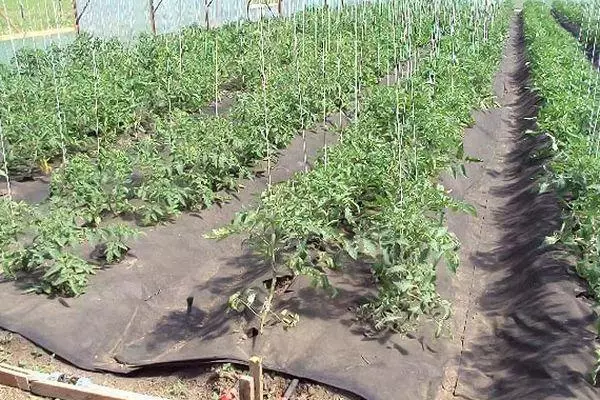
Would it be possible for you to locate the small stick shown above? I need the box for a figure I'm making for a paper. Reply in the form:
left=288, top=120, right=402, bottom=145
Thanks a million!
left=282, top=379, right=299, bottom=400
left=186, top=296, right=194, bottom=314
left=259, top=277, right=276, bottom=333
left=238, top=376, right=254, bottom=400
left=58, top=298, right=70, bottom=308
left=249, top=356, right=263, bottom=400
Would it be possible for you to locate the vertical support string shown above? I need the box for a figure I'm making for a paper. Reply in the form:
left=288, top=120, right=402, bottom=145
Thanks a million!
left=0, top=120, right=11, bottom=201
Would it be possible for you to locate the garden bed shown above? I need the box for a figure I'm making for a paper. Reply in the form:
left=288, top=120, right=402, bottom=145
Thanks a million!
left=4, top=1, right=599, bottom=400
left=0, top=1, right=512, bottom=399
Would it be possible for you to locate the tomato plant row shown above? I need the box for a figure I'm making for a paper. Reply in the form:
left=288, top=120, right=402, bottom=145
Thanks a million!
left=0, top=1, right=452, bottom=296
left=524, top=2, right=600, bottom=316
left=552, top=0, right=600, bottom=52
left=215, top=1, right=511, bottom=331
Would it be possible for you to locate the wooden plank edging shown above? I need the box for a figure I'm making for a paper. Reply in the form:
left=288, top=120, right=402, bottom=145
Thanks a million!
left=0, top=363, right=165, bottom=400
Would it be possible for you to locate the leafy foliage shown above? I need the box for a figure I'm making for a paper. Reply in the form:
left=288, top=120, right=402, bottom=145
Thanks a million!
left=0, top=0, right=510, bottom=332
left=216, top=1, right=510, bottom=331
left=0, top=200, right=137, bottom=296
left=525, top=0, right=600, bottom=377
left=0, top=2, right=453, bottom=296
left=35, top=253, right=94, bottom=297
left=524, top=1, right=600, bottom=304
left=552, top=0, right=599, bottom=46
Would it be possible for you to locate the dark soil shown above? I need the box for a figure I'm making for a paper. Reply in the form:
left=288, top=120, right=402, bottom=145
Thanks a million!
left=0, top=175, right=50, bottom=204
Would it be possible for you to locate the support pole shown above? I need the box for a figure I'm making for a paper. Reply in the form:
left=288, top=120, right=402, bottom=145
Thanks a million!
left=148, top=0, right=157, bottom=34
left=214, top=0, right=218, bottom=28
left=204, top=0, right=210, bottom=29
left=71, top=0, right=80, bottom=34
left=238, top=376, right=255, bottom=400
left=249, top=356, right=264, bottom=400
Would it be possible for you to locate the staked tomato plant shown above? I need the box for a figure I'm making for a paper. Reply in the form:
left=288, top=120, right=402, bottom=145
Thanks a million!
left=212, top=0, right=510, bottom=331
left=0, top=1, right=447, bottom=297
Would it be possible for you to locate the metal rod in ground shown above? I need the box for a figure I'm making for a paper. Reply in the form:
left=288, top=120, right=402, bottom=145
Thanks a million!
left=282, top=379, right=299, bottom=400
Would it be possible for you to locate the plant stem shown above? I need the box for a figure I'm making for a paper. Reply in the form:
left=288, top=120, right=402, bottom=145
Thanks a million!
left=260, top=278, right=276, bottom=332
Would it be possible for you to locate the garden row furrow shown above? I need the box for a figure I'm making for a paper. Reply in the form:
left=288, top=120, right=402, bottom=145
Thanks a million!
left=437, top=7, right=600, bottom=397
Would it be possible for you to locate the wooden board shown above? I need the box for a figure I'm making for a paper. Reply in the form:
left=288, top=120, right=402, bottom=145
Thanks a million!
left=238, top=375, right=255, bottom=400
left=0, top=363, right=165, bottom=400
left=0, top=364, right=30, bottom=391
left=249, top=356, right=263, bottom=400
left=29, top=379, right=163, bottom=400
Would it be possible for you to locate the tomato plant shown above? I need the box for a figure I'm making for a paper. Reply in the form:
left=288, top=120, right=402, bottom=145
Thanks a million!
left=214, top=0, right=511, bottom=331
left=525, top=1, right=600, bottom=316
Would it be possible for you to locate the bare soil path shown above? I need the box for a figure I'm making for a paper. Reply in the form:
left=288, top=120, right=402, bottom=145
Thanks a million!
left=438, top=10, right=599, bottom=400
